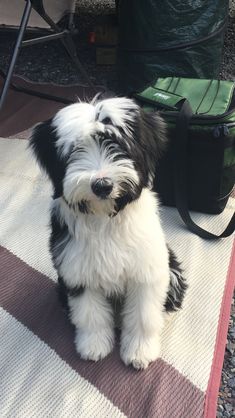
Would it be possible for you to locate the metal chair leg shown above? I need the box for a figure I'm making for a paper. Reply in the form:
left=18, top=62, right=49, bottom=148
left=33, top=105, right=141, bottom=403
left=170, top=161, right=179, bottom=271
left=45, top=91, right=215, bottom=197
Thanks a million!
left=31, top=4, right=96, bottom=90
left=0, top=0, right=97, bottom=110
left=0, top=0, right=32, bottom=110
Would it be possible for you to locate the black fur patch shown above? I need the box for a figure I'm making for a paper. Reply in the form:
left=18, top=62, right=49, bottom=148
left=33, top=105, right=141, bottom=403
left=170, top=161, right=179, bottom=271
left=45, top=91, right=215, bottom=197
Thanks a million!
left=113, top=174, right=143, bottom=213
left=50, top=209, right=85, bottom=311
left=62, top=197, right=90, bottom=214
left=78, top=200, right=89, bottom=214
left=111, top=108, right=167, bottom=214
left=49, top=208, right=71, bottom=270
left=57, top=276, right=85, bottom=311
left=126, top=109, right=167, bottom=184
left=107, top=293, right=124, bottom=329
left=29, top=120, right=66, bottom=198
left=164, top=247, right=188, bottom=312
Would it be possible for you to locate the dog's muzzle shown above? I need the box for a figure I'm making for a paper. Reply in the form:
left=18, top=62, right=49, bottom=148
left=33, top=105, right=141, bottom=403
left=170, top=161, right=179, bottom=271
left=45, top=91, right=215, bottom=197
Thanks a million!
left=91, top=177, right=113, bottom=199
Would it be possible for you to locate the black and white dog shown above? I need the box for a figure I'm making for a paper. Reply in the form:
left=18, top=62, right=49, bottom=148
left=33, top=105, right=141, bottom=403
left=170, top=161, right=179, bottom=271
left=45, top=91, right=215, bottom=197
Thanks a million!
left=30, top=97, right=187, bottom=369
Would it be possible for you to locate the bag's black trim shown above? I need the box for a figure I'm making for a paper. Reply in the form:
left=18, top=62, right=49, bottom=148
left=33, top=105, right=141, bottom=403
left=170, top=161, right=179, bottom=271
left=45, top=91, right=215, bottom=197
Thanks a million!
left=162, top=112, right=235, bottom=123
left=174, top=100, right=235, bottom=240
left=119, top=20, right=227, bottom=53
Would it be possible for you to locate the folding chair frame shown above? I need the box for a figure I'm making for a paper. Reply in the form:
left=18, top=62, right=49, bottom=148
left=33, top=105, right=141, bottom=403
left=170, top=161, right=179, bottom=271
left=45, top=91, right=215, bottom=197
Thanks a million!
left=0, top=0, right=96, bottom=110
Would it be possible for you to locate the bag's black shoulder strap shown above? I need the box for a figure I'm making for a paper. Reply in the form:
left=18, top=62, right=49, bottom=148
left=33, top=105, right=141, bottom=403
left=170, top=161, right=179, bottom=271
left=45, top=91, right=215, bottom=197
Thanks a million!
left=174, top=100, right=235, bottom=240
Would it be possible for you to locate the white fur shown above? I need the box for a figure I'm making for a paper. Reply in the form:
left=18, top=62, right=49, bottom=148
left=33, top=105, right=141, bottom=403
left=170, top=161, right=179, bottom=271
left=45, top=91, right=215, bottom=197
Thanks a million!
left=53, top=98, right=139, bottom=158
left=53, top=188, right=170, bottom=368
left=69, top=289, right=115, bottom=361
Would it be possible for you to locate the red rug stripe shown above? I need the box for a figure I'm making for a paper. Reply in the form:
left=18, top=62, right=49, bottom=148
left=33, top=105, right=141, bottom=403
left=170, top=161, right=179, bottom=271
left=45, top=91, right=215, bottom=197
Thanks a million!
left=204, top=238, right=235, bottom=418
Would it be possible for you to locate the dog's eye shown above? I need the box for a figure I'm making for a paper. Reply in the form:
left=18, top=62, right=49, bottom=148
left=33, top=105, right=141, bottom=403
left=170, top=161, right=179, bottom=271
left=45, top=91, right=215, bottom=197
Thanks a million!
left=101, top=117, right=112, bottom=125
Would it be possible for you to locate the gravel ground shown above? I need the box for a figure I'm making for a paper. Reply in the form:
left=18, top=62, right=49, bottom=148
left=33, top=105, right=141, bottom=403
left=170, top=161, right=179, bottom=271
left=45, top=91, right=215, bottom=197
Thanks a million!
left=0, top=2, right=234, bottom=416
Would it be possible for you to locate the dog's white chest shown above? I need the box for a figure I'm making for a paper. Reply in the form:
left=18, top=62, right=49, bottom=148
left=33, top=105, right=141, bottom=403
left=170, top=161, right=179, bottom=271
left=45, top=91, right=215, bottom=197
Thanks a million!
left=58, top=211, right=134, bottom=294
left=55, top=189, right=167, bottom=295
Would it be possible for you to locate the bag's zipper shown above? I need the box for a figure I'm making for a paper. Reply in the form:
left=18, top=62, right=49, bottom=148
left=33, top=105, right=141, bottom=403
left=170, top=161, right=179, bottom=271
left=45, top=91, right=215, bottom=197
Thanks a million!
left=212, top=124, right=234, bottom=138
left=160, top=110, right=235, bottom=124
left=166, top=121, right=235, bottom=130
left=166, top=121, right=235, bottom=143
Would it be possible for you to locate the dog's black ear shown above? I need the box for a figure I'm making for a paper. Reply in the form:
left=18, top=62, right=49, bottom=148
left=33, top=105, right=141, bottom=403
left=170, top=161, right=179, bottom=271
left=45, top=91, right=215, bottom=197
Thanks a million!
left=29, top=119, right=66, bottom=197
left=137, top=109, right=167, bottom=178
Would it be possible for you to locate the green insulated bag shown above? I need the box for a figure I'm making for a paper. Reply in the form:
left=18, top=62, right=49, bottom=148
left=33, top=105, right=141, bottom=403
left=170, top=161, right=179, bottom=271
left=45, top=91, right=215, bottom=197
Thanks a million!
left=135, top=78, right=235, bottom=239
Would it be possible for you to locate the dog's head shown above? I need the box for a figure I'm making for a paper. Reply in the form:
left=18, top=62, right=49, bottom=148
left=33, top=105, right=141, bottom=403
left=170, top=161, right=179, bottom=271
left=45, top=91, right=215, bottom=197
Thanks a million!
left=30, top=97, right=166, bottom=216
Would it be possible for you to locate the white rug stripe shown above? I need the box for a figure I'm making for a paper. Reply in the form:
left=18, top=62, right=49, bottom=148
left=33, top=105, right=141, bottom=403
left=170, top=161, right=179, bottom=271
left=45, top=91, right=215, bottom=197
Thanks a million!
left=0, top=308, right=126, bottom=418
left=0, top=138, right=56, bottom=281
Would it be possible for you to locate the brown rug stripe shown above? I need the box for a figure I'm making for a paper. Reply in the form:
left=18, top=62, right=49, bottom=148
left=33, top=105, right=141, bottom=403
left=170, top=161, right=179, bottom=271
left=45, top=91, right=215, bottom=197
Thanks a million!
left=0, top=75, right=101, bottom=138
left=0, top=246, right=204, bottom=417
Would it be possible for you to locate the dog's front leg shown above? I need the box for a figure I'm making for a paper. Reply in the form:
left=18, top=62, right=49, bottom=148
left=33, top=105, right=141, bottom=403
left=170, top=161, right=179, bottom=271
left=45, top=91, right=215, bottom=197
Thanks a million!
left=68, top=288, right=115, bottom=361
left=120, top=280, right=167, bottom=370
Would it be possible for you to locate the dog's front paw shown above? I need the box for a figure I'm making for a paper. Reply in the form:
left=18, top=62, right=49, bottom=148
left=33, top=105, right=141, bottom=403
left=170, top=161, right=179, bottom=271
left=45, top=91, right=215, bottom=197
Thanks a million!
left=120, top=334, right=161, bottom=370
left=75, top=328, right=114, bottom=361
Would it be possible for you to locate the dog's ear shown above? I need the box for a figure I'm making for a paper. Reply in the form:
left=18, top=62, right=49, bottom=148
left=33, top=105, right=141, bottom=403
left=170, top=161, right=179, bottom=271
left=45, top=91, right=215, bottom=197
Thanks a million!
left=137, top=109, right=167, bottom=179
left=29, top=119, right=66, bottom=197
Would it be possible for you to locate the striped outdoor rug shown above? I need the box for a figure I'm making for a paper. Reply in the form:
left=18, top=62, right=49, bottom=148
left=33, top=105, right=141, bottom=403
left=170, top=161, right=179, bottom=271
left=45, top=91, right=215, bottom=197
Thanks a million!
left=0, top=136, right=234, bottom=418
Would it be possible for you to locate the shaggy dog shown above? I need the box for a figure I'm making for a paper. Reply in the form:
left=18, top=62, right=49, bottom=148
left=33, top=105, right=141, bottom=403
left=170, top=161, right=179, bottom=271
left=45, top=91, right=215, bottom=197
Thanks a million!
left=30, top=97, right=187, bottom=369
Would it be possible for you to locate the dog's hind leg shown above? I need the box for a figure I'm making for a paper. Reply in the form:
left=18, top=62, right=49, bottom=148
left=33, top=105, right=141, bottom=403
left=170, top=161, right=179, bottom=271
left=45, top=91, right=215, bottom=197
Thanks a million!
left=165, top=247, right=187, bottom=312
left=68, top=288, right=115, bottom=361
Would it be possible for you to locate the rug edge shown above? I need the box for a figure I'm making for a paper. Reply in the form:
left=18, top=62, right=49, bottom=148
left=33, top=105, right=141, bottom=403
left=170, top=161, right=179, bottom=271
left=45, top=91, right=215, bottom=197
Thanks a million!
left=204, top=238, right=235, bottom=418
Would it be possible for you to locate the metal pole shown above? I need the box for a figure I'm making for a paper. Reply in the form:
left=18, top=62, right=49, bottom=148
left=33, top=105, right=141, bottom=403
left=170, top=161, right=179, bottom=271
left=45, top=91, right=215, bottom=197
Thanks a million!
left=0, top=0, right=32, bottom=110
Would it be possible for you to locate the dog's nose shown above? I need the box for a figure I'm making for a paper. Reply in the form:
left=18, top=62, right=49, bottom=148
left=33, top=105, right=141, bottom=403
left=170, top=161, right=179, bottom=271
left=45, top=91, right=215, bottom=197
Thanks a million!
left=91, top=177, right=113, bottom=198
